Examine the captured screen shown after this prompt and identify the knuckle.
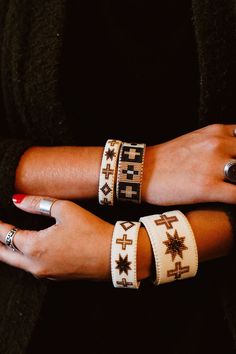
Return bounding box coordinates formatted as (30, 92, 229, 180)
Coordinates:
(207, 136, 224, 152)
(208, 123, 225, 135)
(26, 238, 43, 258)
(25, 242, 37, 257)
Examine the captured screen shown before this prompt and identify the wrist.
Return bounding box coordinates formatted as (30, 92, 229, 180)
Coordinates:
(142, 145, 156, 204)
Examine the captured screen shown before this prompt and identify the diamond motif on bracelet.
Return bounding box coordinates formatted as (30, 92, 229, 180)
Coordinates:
(100, 182, 112, 196)
(120, 221, 135, 231)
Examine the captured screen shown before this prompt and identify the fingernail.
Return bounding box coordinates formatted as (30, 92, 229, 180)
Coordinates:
(12, 194, 26, 203)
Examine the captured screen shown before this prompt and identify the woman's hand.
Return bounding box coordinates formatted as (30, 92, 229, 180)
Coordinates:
(142, 124, 236, 205)
(0, 195, 113, 281)
(0, 195, 233, 282)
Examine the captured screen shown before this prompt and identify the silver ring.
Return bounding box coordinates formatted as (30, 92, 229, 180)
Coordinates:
(233, 128, 236, 137)
(224, 160, 236, 183)
(39, 198, 57, 216)
(5, 228, 19, 252)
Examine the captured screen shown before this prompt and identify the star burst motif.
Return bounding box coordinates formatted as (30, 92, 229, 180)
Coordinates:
(163, 230, 188, 261)
(115, 254, 132, 275)
(105, 148, 116, 161)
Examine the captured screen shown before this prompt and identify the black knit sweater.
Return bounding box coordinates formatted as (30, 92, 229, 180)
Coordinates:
(1, 1, 236, 353)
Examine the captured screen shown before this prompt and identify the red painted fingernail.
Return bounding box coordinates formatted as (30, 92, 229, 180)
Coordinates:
(12, 194, 26, 203)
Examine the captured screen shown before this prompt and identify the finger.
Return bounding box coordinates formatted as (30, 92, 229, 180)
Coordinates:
(222, 124, 236, 137)
(195, 134, 236, 159)
(12, 194, 65, 221)
(213, 182, 236, 204)
(0, 220, 38, 254)
(223, 137, 236, 157)
(0, 242, 29, 270)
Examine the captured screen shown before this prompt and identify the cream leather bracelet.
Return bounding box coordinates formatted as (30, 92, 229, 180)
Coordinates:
(111, 221, 141, 289)
(98, 139, 122, 206)
(140, 210, 198, 285)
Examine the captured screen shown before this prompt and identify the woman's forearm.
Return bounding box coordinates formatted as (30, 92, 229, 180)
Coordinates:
(15, 146, 103, 199)
(186, 209, 234, 262)
(137, 209, 234, 280)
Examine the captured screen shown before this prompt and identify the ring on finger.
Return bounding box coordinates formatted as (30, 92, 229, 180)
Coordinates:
(5, 228, 19, 252)
(224, 160, 236, 183)
(39, 198, 57, 217)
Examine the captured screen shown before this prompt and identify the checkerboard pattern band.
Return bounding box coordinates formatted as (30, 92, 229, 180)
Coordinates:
(98, 139, 122, 206)
(111, 221, 141, 289)
(116, 142, 146, 204)
(140, 211, 198, 285)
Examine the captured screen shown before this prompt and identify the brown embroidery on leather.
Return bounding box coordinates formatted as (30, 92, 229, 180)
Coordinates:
(100, 198, 112, 205)
(167, 262, 190, 280)
(100, 183, 112, 196)
(155, 215, 178, 229)
(102, 163, 114, 179)
(163, 230, 188, 261)
(115, 254, 132, 275)
(120, 221, 135, 231)
(116, 278, 133, 287)
(109, 140, 120, 146)
(116, 234, 133, 250)
(105, 148, 116, 161)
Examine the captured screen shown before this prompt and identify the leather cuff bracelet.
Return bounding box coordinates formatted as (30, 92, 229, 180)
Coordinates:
(140, 210, 198, 285)
(98, 139, 122, 206)
(116, 142, 146, 204)
(111, 221, 141, 289)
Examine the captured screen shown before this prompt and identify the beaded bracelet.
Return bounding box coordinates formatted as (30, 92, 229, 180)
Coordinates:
(116, 142, 146, 204)
(111, 221, 141, 289)
(98, 139, 122, 206)
(140, 210, 198, 285)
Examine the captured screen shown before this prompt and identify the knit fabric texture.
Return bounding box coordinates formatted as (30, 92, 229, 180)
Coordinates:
(0, 1, 68, 353)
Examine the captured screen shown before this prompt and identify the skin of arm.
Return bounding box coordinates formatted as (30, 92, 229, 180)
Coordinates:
(15, 146, 104, 199)
(15, 124, 236, 205)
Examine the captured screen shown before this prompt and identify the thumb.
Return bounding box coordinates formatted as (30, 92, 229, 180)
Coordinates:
(12, 194, 60, 219)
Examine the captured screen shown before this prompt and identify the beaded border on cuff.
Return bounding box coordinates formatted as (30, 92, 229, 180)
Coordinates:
(98, 139, 122, 206)
(111, 221, 141, 289)
(140, 210, 198, 285)
(116, 142, 146, 204)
